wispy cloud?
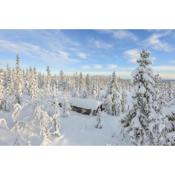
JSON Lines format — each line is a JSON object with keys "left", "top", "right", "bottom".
{"left": 82, "top": 64, "right": 103, "bottom": 70}
{"left": 145, "top": 31, "right": 173, "bottom": 52}
{"left": 0, "top": 39, "right": 78, "bottom": 64}
{"left": 169, "top": 60, "right": 175, "bottom": 64}
{"left": 99, "top": 30, "right": 138, "bottom": 41}
{"left": 124, "top": 49, "right": 156, "bottom": 64}
{"left": 93, "top": 64, "right": 102, "bottom": 69}
{"left": 77, "top": 52, "right": 88, "bottom": 59}
{"left": 153, "top": 65, "right": 175, "bottom": 71}
{"left": 124, "top": 49, "right": 140, "bottom": 63}
{"left": 82, "top": 65, "right": 91, "bottom": 70}
{"left": 107, "top": 64, "right": 118, "bottom": 70}
{"left": 89, "top": 38, "right": 113, "bottom": 49}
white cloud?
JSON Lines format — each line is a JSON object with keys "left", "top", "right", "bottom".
{"left": 81, "top": 64, "right": 103, "bottom": 70}
{"left": 0, "top": 39, "right": 78, "bottom": 64}
{"left": 124, "top": 49, "right": 140, "bottom": 63}
{"left": 77, "top": 52, "right": 87, "bottom": 59}
{"left": 169, "top": 60, "right": 175, "bottom": 64}
{"left": 93, "top": 64, "right": 102, "bottom": 69}
{"left": 82, "top": 65, "right": 91, "bottom": 70}
{"left": 159, "top": 73, "right": 175, "bottom": 79}
{"left": 90, "top": 38, "right": 113, "bottom": 49}
{"left": 153, "top": 65, "right": 175, "bottom": 71}
{"left": 100, "top": 30, "right": 138, "bottom": 41}
{"left": 107, "top": 64, "right": 118, "bottom": 70}
{"left": 145, "top": 31, "right": 173, "bottom": 52}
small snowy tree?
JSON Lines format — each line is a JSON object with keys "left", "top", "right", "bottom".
{"left": 105, "top": 72, "right": 121, "bottom": 116}
{"left": 95, "top": 111, "right": 103, "bottom": 129}
{"left": 51, "top": 112, "right": 61, "bottom": 137}
{"left": 0, "top": 118, "right": 8, "bottom": 130}
{"left": 61, "top": 95, "right": 71, "bottom": 117}
{"left": 12, "top": 103, "right": 22, "bottom": 123}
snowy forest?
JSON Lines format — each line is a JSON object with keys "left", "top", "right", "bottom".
{"left": 0, "top": 50, "right": 175, "bottom": 145}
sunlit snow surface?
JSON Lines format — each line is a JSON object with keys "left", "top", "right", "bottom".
{"left": 0, "top": 109, "right": 128, "bottom": 146}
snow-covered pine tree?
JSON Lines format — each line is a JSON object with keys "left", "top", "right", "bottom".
{"left": 121, "top": 50, "right": 164, "bottom": 145}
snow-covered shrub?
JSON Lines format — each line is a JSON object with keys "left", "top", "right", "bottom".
{"left": 95, "top": 112, "right": 103, "bottom": 129}
{"left": 0, "top": 118, "right": 8, "bottom": 130}
{"left": 11, "top": 121, "right": 33, "bottom": 145}
{"left": 61, "top": 96, "right": 71, "bottom": 117}
{"left": 50, "top": 113, "right": 61, "bottom": 137}
{"left": 4, "top": 94, "right": 16, "bottom": 112}
{"left": 34, "top": 105, "right": 61, "bottom": 142}
{"left": 12, "top": 103, "right": 22, "bottom": 122}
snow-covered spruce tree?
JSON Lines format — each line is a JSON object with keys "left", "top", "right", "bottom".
{"left": 2, "top": 65, "right": 16, "bottom": 111}
{"left": 79, "top": 72, "right": 83, "bottom": 96}
{"left": 105, "top": 72, "right": 121, "bottom": 116}
{"left": 153, "top": 74, "right": 165, "bottom": 112}
{"left": 59, "top": 70, "right": 66, "bottom": 91}
{"left": 85, "top": 74, "right": 91, "bottom": 97}
{"left": 61, "top": 95, "right": 71, "bottom": 117}
{"left": 46, "top": 66, "right": 51, "bottom": 95}
{"left": 121, "top": 50, "right": 165, "bottom": 145}
{"left": 167, "top": 82, "right": 174, "bottom": 102}
{"left": 4, "top": 65, "right": 12, "bottom": 93}
{"left": 121, "top": 90, "right": 127, "bottom": 113}
{"left": 14, "top": 55, "right": 23, "bottom": 104}
{"left": 29, "top": 67, "right": 39, "bottom": 101}
{"left": 0, "top": 70, "right": 5, "bottom": 110}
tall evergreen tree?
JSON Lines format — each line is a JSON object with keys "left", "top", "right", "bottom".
{"left": 14, "top": 55, "right": 23, "bottom": 104}
{"left": 121, "top": 50, "right": 164, "bottom": 145}
{"left": 105, "top": 72, "right": 121, "bottom": 116}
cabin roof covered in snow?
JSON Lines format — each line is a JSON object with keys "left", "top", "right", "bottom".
{"left": 70, "top": 97, "right": 102, "bottom": 110}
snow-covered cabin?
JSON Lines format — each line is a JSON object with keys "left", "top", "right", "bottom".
{"left": 69, "top": 97, "right": 103, "bottom": 115}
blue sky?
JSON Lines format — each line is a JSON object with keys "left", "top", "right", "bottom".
{"left": 0, "top": 30, "right": 175, "bottom": 79}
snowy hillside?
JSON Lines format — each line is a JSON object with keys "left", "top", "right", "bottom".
{"left": 0, "top": 109, "right": 128, "bottom": 146}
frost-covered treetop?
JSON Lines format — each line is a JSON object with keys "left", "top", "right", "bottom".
{"left": 137, "top": 50, "right": 152, "bottom": 66}
{"left": 140, "top": 50, "right": 150, "bottom": 58}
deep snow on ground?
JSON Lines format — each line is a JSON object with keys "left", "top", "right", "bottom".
{"left": 0, "top": 108, "right": 128, "bottom": 146}
{"left": 54, "top": 112, "right": 127, "bottom": 145}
